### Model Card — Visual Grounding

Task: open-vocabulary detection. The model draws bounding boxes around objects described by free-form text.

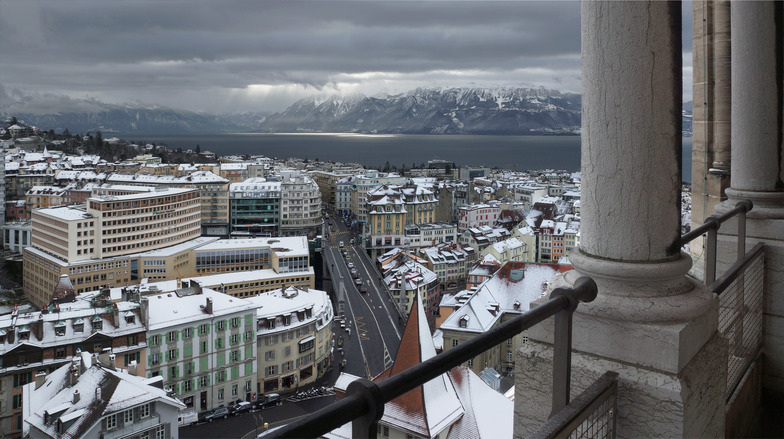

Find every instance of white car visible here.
[339,241,345,248]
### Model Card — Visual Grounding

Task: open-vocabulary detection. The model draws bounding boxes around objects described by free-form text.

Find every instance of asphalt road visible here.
[323,215,403,379]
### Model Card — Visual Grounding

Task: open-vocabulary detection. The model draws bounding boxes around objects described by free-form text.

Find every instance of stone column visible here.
[515,2,725,437]
[716,0,784,395]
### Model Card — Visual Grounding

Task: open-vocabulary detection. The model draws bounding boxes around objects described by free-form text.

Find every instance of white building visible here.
[24,358,185,439]
[141,281,257,412]
[457,204,500,233]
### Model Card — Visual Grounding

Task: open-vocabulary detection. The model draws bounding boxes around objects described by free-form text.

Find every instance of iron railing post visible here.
[736,201,752,262]
[705,216,719,285]
[549,276,598,416]
[347,378,384,439]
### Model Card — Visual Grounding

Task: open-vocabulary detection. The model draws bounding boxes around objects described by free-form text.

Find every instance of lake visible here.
[120,133,693,183]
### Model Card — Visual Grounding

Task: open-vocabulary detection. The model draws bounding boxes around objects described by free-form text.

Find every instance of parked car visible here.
[198,406,230,422]
[178,410,199,426]
[230,401,253,416]
[255,393,282,409]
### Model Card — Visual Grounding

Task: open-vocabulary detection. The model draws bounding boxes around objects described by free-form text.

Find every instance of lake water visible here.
[122,133,693,183]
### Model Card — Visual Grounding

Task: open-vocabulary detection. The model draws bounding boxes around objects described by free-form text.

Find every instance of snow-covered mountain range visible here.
[257,87,582,135]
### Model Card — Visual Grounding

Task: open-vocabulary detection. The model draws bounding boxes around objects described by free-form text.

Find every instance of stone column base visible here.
[514,333,727,438]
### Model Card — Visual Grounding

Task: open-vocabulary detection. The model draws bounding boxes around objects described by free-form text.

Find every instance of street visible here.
[323,214,403,379]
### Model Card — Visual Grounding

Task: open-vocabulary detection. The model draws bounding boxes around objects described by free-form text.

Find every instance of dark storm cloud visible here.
[0,1,583,112]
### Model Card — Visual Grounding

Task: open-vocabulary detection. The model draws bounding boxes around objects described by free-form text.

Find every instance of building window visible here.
[200,375,208,387]
[218,388,224,400]
[231,317,239,328]
[467,358,474,367]
[106,414,117,430]
[167,331,176,342]
[170,366,178,379]
[231,333,239,344]
[140,403,150,419]
[185,380,192,392]
[168,349,177,361]
[184,327,192,339]
[124,409,133,424]
[156,425,165,439]
[151,353,161,365]
[199,324,208,335]
[507,352,513,362]
[231,350,239,362]
[217,321,225,331]
[150,335,160,346]
[55,346,66,359]
[452,340,459,348]
[232,384,238,396]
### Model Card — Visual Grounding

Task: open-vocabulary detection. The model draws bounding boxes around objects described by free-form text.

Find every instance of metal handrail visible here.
[709,242,764,294]
[681,200,753,285]
[267,276,598,439]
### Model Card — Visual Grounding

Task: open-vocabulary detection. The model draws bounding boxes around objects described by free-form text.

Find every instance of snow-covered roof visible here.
[244,286,333,335]
[440,262,570,334]
[144,287,257,332]
[25,362,184,438]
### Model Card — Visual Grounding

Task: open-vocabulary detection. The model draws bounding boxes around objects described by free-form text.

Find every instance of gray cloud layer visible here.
[1,1,690,114]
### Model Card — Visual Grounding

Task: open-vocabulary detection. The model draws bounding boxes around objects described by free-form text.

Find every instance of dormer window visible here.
[283,315,291,326]
[124,311,135,324]
[459,315,469,328]
[19,327,30,340]
[55,321,66,336]
[73,318,84,333]
[92,316,103,331]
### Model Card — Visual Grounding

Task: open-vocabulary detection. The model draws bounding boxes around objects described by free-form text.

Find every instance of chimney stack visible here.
[140,297,149,327]
[95,387,101,401]
[35,372,46,390]
[73,390,80,404]
[205,297,213,314]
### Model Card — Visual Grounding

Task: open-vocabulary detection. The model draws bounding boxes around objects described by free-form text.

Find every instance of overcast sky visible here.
[0,1,693,114]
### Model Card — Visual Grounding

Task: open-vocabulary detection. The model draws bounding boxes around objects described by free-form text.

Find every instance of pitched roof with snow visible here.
[440,262,570,334]
[25,362,185,438]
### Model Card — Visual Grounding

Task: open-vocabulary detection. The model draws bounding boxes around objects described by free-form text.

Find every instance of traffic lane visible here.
[343,279,393,378]
[350,248,402,341]
[351,270,401,362]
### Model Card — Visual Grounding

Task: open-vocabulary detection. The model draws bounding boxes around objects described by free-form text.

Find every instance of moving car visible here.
[346,262,354,269]
[230,401,252,416]
[255,393,282,410]
[359,286,367,294]
[339,241,345,248]
[350,269,359,278]
[198,406,230,423]
[354,278,362,286]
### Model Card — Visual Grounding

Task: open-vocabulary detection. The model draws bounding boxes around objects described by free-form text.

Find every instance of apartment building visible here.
[142,281,257,412]
[278,172,322,238]
[24,360,185,439]
[0,277,147,438]
[457,204,500,233]
[246,286,333,395]
[23,187,201,308]
[438,262,568,375]
[105,171,231,236]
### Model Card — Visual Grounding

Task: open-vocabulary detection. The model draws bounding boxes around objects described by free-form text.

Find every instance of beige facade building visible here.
[245,286,333,394]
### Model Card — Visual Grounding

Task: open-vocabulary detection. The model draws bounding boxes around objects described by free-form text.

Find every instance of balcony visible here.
[265,197,769,439]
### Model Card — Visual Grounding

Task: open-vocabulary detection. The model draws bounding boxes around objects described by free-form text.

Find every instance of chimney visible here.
[33,314,44,340]
[108,354,116,370]
[95,387,101,401]
[205,297,213,314]
[140,297,149,327]
[112,302,119,324]
[73,390,80,404]
[35,371,46,390]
